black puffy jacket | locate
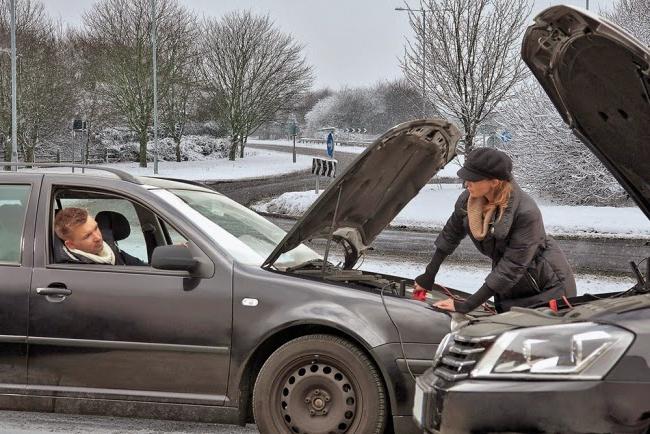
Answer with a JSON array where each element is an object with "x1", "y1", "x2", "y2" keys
[{"x1": 417, "y1": 182, "x2": 576, "y2": 312}]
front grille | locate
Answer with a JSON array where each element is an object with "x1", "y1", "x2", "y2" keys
[{"x1": 433, "y1": 333, "x2": 496, "y2": 382}]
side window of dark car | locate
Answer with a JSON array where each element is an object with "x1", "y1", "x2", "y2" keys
[
  {"x1": 0, "y1": 185, "x2": 31, "y2": 264},
  {"x1": 52, "y1": 189, "x2": 187, "y2": 265}
]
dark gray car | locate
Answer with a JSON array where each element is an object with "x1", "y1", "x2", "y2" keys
[
  {"x1": 414, "y1": 5, "x2": 650, "y2": 434},
  {"x1": 0, "y1": 119, "x2": 477, "y2": 434}
]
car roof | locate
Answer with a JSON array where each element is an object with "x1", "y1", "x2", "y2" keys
[{"x1": 2, "y1": 165, "x2": 217, "y2": 194}]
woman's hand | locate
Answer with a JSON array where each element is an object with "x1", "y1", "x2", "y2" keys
[
  {"x1": 412, "y1": 282, "x2": 428, "y2": 301},
  {"x1": 433, "y1": 298, "x2": 456, "y2": 311}
]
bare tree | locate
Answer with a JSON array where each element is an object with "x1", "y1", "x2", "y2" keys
[
  {"x1": 496, "y1": 80, "x2": 627, "y2": 205},
  {"x1": 0, "y1": 0, "x2": 75, "y2": 166},
  {"x1": 603, "y1": 0, "x2": 650, "y2": 45},
  {"x1": 304, "y1": 80, "x2": 427, "y2": 136},
  {"x1": 201, "y1": 11, "x2": 313, "y2": 160},
  {"x1": 401, "y1": 0, "x2": 530, "y2": 153},
  {"x1": 82, "y1": 0, "x2": 198, "y2": 167},
  {"x1": 160, "y1": 54, "x2": 199, "y2": 162}
]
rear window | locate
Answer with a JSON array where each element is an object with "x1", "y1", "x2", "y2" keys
[{"x1": 0, "y1": 185, "x2": 31, "y2": 264}]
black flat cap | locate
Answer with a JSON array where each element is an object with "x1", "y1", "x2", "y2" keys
[{"x1": 457, "y1": 148, "x2": 513, "y2": 181}]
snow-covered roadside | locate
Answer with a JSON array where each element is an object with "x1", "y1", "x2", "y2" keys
[
  {"x1": 22, "y1": 149, "x2": 312, "y2": 182},
  {"x1": 247, "y1": 139, "x2": 465, "y2": 180},
  {"x1": 248, "y1": 138, "x2": 368, "y2": 154},
  {"x1": 253, "y1": 184, "x2": 650, "y2": 239},
  {"x1": 356, "y1": 257, "x2": 635, "y2": 296}
]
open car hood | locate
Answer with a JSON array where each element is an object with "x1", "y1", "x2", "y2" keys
[
  {"x1": 522, "y1": 5, "x2": 650, "y2": 219},
  {"x1": 263, "y1": 119, "x2": 461, "y2": 269}
]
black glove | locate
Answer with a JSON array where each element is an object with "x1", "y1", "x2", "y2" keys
[
  {"x1": 415, "y1": 249, "x2": 447, "y2": 291},
  {"x1": 455, "y1": 283, "x2": 494, "y2": 314}
]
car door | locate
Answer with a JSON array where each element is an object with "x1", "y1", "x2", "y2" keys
[
  {"x1": 27, "y1": 175, "x2": 233, "y2": 405},
  {"x1": 0, "y1": 174, "x2": 40, "y2": 391}
]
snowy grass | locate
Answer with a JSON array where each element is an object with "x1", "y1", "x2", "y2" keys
[
  {"x1": 253, "y1": 183, "x2": 650, "y2": 239},
  {"x1": 20, "y1": 148, "x2": 313, "y2": 182}
]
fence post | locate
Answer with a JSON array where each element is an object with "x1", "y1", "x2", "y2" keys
[{"x1": 56, "y1": 149, "x2": 61, "y2": 163}]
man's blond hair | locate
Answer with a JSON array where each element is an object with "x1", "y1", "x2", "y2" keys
[{"x1": 54, "y1": 207, "x2": 89, "y2": 240}]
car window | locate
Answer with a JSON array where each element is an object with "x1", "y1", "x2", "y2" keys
[
  {"x1": 53, "y1": 190, "x2": 188, "y2": 266},
  {"x1": 0, "y1": 185, "x2": 31, "y2": 264},
  {"x1": 58, "y1": 196, "x2": 149, "y2": 263}
]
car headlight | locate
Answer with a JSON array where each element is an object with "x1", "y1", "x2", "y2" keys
[{"x1": 471, "y1": 322, "x2": 634, "y2": 380}]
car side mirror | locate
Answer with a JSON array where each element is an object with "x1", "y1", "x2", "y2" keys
[{"x1": 151, "y1": 245, "x2": 198, "y2": 273}]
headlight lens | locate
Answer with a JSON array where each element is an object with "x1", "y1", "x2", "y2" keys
[{"x1": 471, "y1": 322, "x2": 634, "y2": 380}]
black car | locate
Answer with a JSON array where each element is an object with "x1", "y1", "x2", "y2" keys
[
  {"x1": 414, "y1": 6, "x2": 650, "y2": 434},
  {"x1": 0, "y1": 119, "x2": 483, "y2": 434}
]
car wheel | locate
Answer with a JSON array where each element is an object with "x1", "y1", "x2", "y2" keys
[{"x1": 253, "y1": 334, "x2": 387, "y2": 434}]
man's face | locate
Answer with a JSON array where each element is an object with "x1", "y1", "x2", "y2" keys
[{"x1": 64, "y1": 216, "x2": 104, "y2": 255}]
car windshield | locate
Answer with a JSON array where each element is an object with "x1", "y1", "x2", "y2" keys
[{"x1": 153, "y1": 189, "x2": 320, "y2": 268}]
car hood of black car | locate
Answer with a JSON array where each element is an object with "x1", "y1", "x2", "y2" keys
[
  {"x1": 262, "y1": 119, "x2": 461, "y2": 269},
  {"x1": 522, "y1": 5, "x2": 650, "y2": 220},
  {"x1": 456, "y1": 293, "x2": 650, "y2": 338}
]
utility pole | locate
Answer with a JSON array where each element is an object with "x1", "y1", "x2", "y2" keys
[
  {"x1": 395, "y1": 6, "x2": 427, "y2": 118},
  {"x1": 421, "y1": 8, "x2": 426, "y2": 118},
  {"x1": 151, "y1": 0, "x2": 159, "y2": 174},
  {"x1": 10, "y1": 0, "x2": 17, "y2": 171}
]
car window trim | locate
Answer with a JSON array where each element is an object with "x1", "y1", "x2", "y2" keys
[
  {"x1": 48, "y1": 186, "x2": 195, "y2": 269},
  {"x1": 46, "y1": 262, "x2": 193, "y2": 277}
]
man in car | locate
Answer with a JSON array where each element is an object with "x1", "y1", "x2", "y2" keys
[{"x1": 54, "y1": 207, "x2": 144, "y2": 265}]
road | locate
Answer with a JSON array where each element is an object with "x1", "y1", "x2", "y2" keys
[
  {"x1": 0, "y1": 410, "x2": 258, "y2": 433},
  {"x1": 269, "y1": 217, "x2": 649, "y2": 276},
  {"x1": 205, "y1": 143, "x2": 649, "y2": 276},
  {"x1": 207, "y1": 144, "x2": 359, "y2": 206}
]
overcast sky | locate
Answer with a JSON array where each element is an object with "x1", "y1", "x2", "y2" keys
[{"x1": 43, "y1": 0, "x2": 612, "y2": 90}]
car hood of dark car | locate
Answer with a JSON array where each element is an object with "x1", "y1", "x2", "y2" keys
[
  {"x1": 522, "y1": 5, "x2": 650, "y2": 220},
  {"x1": 456, "y1": 293, "x2": 650, "y2": 338},
  {"x1": 262, "y1": 119, "x2": 461, "y2": 269}
]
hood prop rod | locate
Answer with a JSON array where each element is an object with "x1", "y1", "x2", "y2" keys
[{"x1": 322, "y1": 185, "x2": 343, "y2": 279}]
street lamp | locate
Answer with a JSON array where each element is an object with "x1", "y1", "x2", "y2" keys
[
  {"x1": 395, "y1": 5, "x2": 427, "y2": 118},
  {"x1": 151, "y1": 0, "x2": 159, "y2": 175}
]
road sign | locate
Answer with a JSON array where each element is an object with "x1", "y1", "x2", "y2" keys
[
  {"x1": 499, "y1": 130, "x2": 512, "y2": 143},
  {"x1": 312, "y1": 157, "x2": 337, "y2": 178},
  {"x1": 326, "y1": 132, "x2": 334, "y2": 158},
  {"x1": 312, "y1": 157, "x2": 337, "y2": 194}
]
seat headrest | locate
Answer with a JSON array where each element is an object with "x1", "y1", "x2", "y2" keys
[{"x1": 95, "y1": 211, "x2": 130, "y2": 242}]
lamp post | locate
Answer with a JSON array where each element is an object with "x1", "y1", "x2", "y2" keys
[
  {"x1": 10, "y1": 0, "x2": 17, "y2": 171},
  {"x1": 395, "y1": 5, "x2": 427, "y2": 118},
  {"x1": 151, "y1": 0, "x2": 159, "y2": 175}
]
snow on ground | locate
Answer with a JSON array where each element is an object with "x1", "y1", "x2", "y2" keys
[
  {"x1": 253, "y1": 183, "x2": 650, "y2": 239},
  {"x1": 248, "y1": 139, "x2": 464, "y2": 180},
  {"x1": 356, "y1": 257, "x2": 635, "y2": 296},
  {"x1": 21, "y1": 149, "x2": 312, "y2": 182},
  {"x1": 248, "y1": 138, "x2": 368, "y2": 154}
]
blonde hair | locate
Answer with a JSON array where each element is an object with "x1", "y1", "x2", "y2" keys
[{"x1": 484, "y1": 180, "x2": 512, "y2": 222}]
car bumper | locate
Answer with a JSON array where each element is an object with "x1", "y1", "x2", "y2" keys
[{"x1": 414, "y1": 369, "x2": 650, "y2": 434}]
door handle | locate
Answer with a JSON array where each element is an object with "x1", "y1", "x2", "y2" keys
[{"x1": 36, "y1": 286, "x2": 72, "y2": 298}]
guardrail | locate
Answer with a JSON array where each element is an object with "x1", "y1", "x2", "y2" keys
[{"x1": 1, "y1": 148, "x2": 120, "y2": 165}]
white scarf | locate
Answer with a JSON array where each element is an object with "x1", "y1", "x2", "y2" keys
[{"x1": 65, "y1": 241, "x2": 116, "y2": 265}]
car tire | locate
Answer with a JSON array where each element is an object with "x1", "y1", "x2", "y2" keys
[{"x1": 253, "y1": 334, "x2": 387, "y2": 434}]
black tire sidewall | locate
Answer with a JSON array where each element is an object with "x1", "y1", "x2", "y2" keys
[{"x1": 253, "y1": 334, "x2": 386, "y2": 434}]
